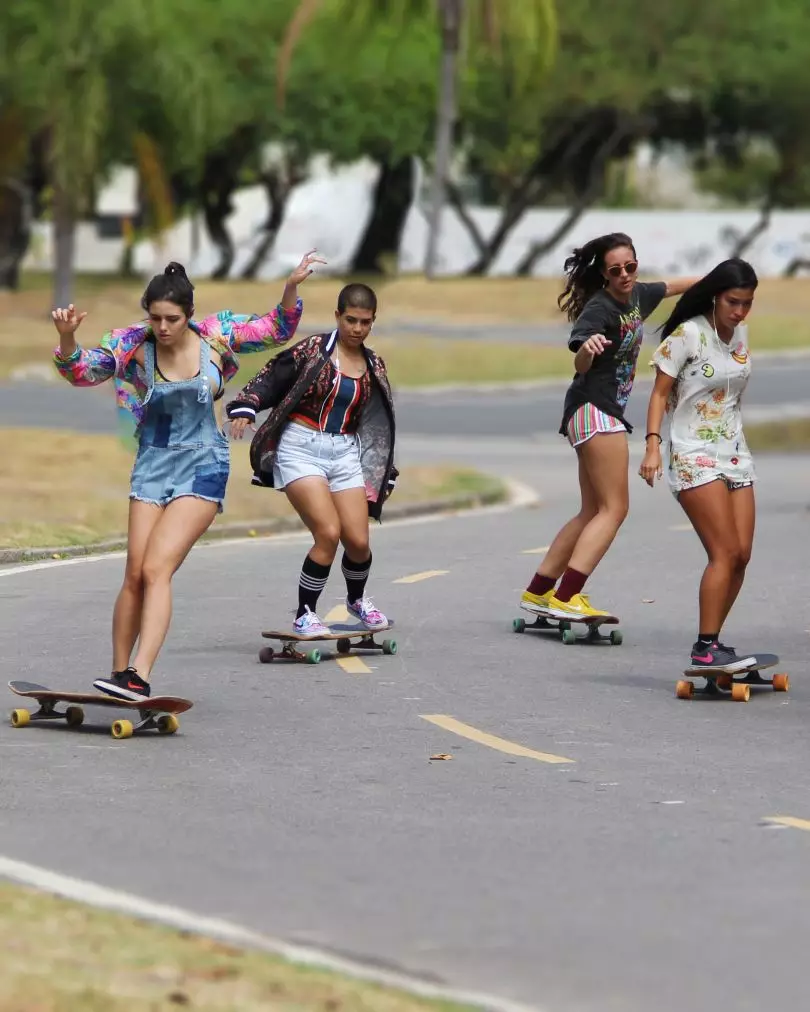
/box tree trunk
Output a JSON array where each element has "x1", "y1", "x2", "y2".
[
  {"x1": 351, "y1": 156, "x2": 415, "y2": 274},
  {"x1": 52, "y1": 182, "x2": 75, "y2": 307},
  {"x1": 424, "y1": 0, "x2": 461, "y2": 279},
  {"x1": 0, "y1": 178, "x2": 31, "y2": 291}
]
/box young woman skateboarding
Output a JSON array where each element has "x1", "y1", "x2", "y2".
[
  {"x1": 227, "y1": 282, "x2": 397, "y2": 638},
  {"x1": 521, "y1": 232, "x2": 698, "y2": 620},
  {"x1": 52, "y1": 250, "x2": 323, "y2": 699},
  {"x1": 639, "y1": 258, "x2": 759, "y2": 668}
]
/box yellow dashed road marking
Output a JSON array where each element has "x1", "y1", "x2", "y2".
[
  {"x1": 420, "y1": 715, "x2": 574, "y2": 765},
  {"x1": 763, "y1": 816, "x2": 810, "y2": 832},
  {"x1": 324, "y1": 605, "x2": 350, "y2": 623},
  {"x1": 668, "y1": 523, "x2": 692, "y2": 531},
  {"x1": 394, "y1": 570, "x2": 449, "y2": 584},
  {"x1": 337, "y1": 656, "x2": 372, "y2": 675},
  {"x1": 522, "y1": 545, "x2": 550, "y2": 555}
]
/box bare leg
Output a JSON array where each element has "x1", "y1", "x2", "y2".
[
  {"x1": 567, "y1": 432, "x2": 630, "y2": 575},
  {"x1": 535, "y1": 454, "x2": 598, "y2": 579},
  {"x1": 334, "y1": 487, "x2": 371, "y2": 561},
  {"x1": 130, "y1": 496, "x2": 219, "y2": 681},
  {"x1": 284, "y1": 477, "x2": 342, "y2": 565},
  {"x1": 111, "y1": 500, "x2": 162, "y2": 672},
  {"x1": 677, "y1": 480, "x2": 747, "y2": 637},
  {"x1": 722, "y1": 485, "x2": 755, "y2": 626}
]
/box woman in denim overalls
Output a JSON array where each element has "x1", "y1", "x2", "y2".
[{"x1": 52, "y1": 252, "x2": 323, "y2": 700}]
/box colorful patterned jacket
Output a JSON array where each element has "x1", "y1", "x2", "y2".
[
  {"x1": 226, "y1": 330, "x2": 398, "y2": 521},
  {"x1": 53, "y1": 299, "x2": 303, "y2": 427}
]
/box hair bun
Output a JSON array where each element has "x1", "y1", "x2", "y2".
[{"x1": 164, "y1": 261, "x2": 187, "y2": 278}]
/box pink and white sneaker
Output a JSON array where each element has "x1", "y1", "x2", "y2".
[
  {"x1": 293, "y1": 606, "x2": 330, "y2": 638},
  {"x1": 347, "y1": 596, "x2": 388, "y2": 630}
]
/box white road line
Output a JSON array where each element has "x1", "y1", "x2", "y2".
[{"x1": 0, "y1": 854, "x2": 541, "y2": 1012}]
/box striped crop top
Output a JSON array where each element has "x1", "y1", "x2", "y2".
[{"x1": 290, "y1": 361, "x2": 371, "y2": 434}]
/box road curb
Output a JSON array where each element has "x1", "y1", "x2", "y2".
[{"x1": 0, "y1": 486, "x2": 510, "y2": 565}]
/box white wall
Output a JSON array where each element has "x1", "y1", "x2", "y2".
[{"x1": 22, "y1": 159, "x2": 810, "y2": 279}]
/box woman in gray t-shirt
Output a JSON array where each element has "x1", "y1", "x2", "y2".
[{"x1": 519, "y1": 231, "x2": 696, "y2": 622}]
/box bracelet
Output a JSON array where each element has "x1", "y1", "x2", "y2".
[{"x1": 645, "y1": 432, "x2": 662, "y2": 444}]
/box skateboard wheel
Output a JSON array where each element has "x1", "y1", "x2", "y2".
[
  {"x1": 336, "y1": 638, "x2": 351, "y2": 654},
  {"x1": 10, "y1": 708, "x2": 30, "y2": 728},
  {"x1": 512, "y1": 618, "x2": 526, "y2": 634},
  {"x1": 559, "y1": 621, "x2": 571, "y2": 632},
  {"x1": 731, "y1": 683, "x2": 751, "y2": 702},
  {"x1": 561, "y1": 629, "x2": 576, "y2": 646},
  {"x1": 157, "y1": 714, "x2": 179, "y2": 735},
  {"x1": 258, "y1": 647, "x2": 275, "y2": 664},
  {"x1": 675, "y1": 680, "x2": 694, "y2": 700},
  {"x1": 305, "y1": 649, "x2": 321, "y2": 664},
  {"x1": 609, "y1": 629, "x2": 623, "y2": 646},
  {"x1": 65, "y1": 705, "x2": 84, "y2": 727},
  {"x1": 772, "y1": 673, "x2": 789, "y2": 693},
  {"x1": 111, "y1": 719, "x2": 134, "y2": 739},
  {"x1": 382, "y1": 639, "x2": 397, "y2": 656},
  {"x1": 715, "y1": 673, "x2": 733, "y2": 691}
]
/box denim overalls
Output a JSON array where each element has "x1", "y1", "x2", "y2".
[{"x1": 129, "y1": 338, "x2": 230, "y2": 512}]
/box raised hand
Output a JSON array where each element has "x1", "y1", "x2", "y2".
[
  {"x1": 581, "y1": 333, "x2": 612, "y2": 357},
  {"x1": 52, "y1": 305, "x2": 88, "y2": 336},
  {"x1": 287, "y1": 249, "x2": 327, "y2": 287}
]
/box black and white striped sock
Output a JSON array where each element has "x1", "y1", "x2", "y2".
[
  {"x1": 342, "y1": 551, "x2": 372, "y2": 605},
  {"x1": 297, "y1": 555, "x2": 331, "y2": 618}
]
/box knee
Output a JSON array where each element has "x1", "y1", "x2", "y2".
[
  {"x1": 599, "y1": 499, "x2": 628, "y2": 527},
  {"x1": 141, "y1": 558, "x2": 171, "y2": 587},
  {"x1": 342, "y1": 536, "x2": 370, "y2": 561},
  {"x1": 313, "y1": 523, "x2": 341, "y2": 554},
  {"x1": 712, "y1": 544, "x2": 749, "y2": 572},
  {"x1": 122, "y1": 565, "x2": 144, "y2": 594},
  {"x1": 736, "y1": 545, "x2": 752, "y2": 571}
]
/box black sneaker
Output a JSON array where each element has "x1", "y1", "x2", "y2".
[
  {"x1": 93, "y1": 667, "x2": 151, "y2": 701},
  {"x1": 716, "y1": 641, "x2": 737, "y2": 658},
  {"x1": 690, "y1": 641, "x2": 737, "y2": 668}
]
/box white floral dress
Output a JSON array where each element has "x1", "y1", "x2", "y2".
[{"x1": 650, "y1": 315, "x2": 755, "y2": 497}]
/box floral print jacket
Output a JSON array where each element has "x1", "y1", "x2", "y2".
[{"x1": 53, "y1": 299, "x2": 303, "y2": 426}]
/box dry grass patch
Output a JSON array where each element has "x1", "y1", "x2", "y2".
[
  {"x1": 0, "y1": 428, "x2": 504, "y2": 549},
  {"x1": 0, "y1": 881, "x2": 475, "y2": 1012}
]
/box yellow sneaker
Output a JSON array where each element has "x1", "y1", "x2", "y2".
[
  {"x1": 547, "y1": 592, "x2": 609, "y2": 619},
  {"x1": 520, "y1": 589, "x2": 554, "y2": 613}
]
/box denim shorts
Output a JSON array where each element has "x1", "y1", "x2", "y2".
[
  {"x1": 273, "y1": 422, "x2": 364, "y2": 493},
  {"x1": 130, "y1": 440, "x2": 230, "y2": 513}
]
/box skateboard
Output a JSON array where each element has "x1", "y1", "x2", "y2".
[
  {"x1": 512, "y1": 604, "x2": 622, "y2": 646},
  {"x1": 8, "y1": 680, "x2": 193, "y2": 738},
  {"x1": 259, "y1": 622, "x2": 397, "y2": 665},
  {"x1": 675, "y1": 653, "x2": 789, "y2": 702}
]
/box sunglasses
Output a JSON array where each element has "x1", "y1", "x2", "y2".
[{"x1": 606, "y1": 261, "x2": 638, "y2": 278}]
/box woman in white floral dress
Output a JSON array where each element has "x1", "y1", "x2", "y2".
[{"x1": 639, "y1": 258, "x2": 758, "y2": 670}]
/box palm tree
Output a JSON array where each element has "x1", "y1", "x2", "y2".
[{"x1": 276, "y1": 0, "x2": 557, "y2": 278}]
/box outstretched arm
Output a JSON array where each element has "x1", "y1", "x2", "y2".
[
  {"x1": 52, "y1": 305, "x2": 116, "y2": 386},
  {"x1": 227, "y1": 250, "x2": 326, "y2": 352},
  {"x1": 663, "y1": 278, "x2": 701, "y2": 298}
]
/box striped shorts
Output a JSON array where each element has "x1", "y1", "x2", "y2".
[{"x1": 566, "y1": 403, "x2": 627, "y2": 448}]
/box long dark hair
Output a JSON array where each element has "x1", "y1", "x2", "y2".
[
  {"x1": 557, "y1": 232, "x2": 636, "y2": 322},
  {"x1": 659, "y1": 258, "x2": 758, "y2": 340},
  {"x1": 141, "y1": 261, "x2": 195, "y2": 318}
]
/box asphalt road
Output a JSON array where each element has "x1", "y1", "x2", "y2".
[
  {"x1": 2, "y1": 352, "x2": 809, "y2": 438},
  {"x1": 2, "y1": 429, "x2": 810, "y2": 1010}
]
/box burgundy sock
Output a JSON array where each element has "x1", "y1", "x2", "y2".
[
  {"x1": 555, "y1": 568, "x2": 587, "y2": 602},
  {"x1": 527, "y1": 573, "x2": 556, "y2": 596}
]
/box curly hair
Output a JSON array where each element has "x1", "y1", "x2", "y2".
[{"x1": 557, "y1": 232, "x2": 636, "y2": 322}]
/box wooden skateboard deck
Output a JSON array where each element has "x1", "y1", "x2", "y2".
[
  {"x1": 8, "y1": 680, "x2": 193, "y2": 738},
  {"x1": 259, "y1": 622, "x2": 397, "y2": 664},
  {"x1": 513, "y1": 605, "x2": 622, "y2": 646},
  {"x1": 676, "y1": 653, "x2": 788, "y2": 702}
]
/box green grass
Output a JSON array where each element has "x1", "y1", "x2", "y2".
[
  {"x1": 0, "y1": 428, "x2": 506, "y2": 549},
  {"x1": 0, "y1": 881, "x2": 475, "y2": 1011},
  {"x1": 745, "y1": 417, "x2": 810, "y2": 453}
]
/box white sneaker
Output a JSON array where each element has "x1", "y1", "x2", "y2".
[{"x1": 293, "y1": 606, "x2": 330, "y2": 638}]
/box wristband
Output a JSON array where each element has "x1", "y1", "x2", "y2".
[{"x1": 645, "y1": 432, "x2": 662, "y2": 445}]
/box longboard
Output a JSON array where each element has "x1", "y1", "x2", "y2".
[
  {"x1": 259, "y1": 621, "x2": 397, "y2": 665},
  {"x1": 675, "y1": 653, "x2": 788, "y2": 702},
  {"x1": 8, "y1": 680, "x2": 193, "y2": 738},
  {"x1": 513, "y1": 603, "x2": 622, "y2": 646}
]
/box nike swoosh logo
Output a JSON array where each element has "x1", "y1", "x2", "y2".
[{"x1": 692, "y1": 653, "x2": 714, "y2": 664}]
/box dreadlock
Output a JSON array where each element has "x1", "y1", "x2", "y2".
[{"x1": 557, "y1": 232, "x2": 637, "y2": 322}]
